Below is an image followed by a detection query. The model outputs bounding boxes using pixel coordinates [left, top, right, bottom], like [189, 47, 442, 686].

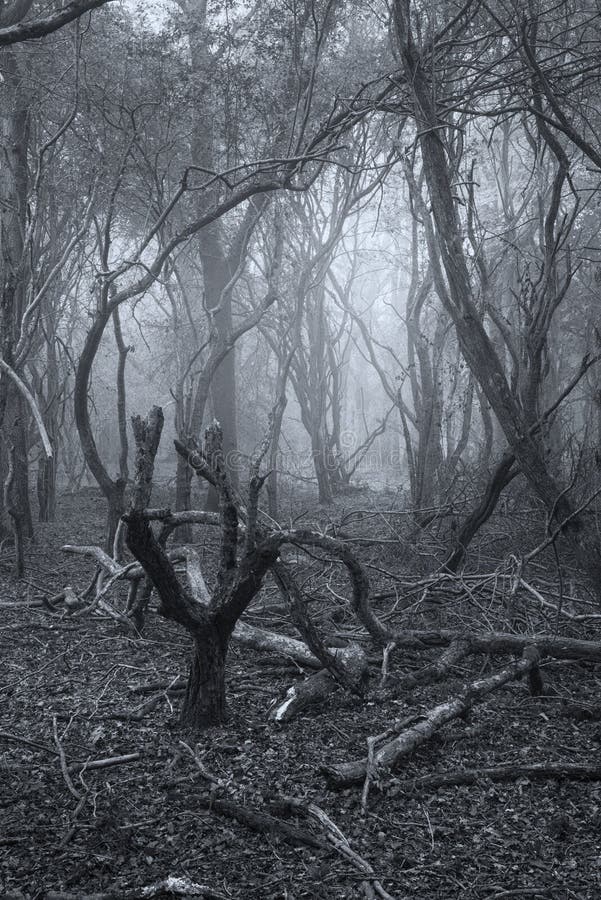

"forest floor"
[2, 487, 601, 899]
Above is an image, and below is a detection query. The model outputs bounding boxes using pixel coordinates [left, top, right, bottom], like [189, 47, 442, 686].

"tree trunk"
[0, 47, 31, 542]
[37, 452, 56, 523]
[106, 478, 126, 555]
[394, 6, 601, 592]
[174, 452, 194, 542]
[74, 307, 129, 554]
[444, 453, 518, 572]
[182, 626, 229, 728]
[267, 392, 287, 520]
[312, 432, 334, 505]
[1, 390, 33, 540]
[3, 441, 24, 575]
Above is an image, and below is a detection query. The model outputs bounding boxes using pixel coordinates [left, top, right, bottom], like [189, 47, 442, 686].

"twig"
[72, 752, 142, 773]
[52, 716, 82, 800]
[0, 729, 58, 756]
[178, 740, 221, 785]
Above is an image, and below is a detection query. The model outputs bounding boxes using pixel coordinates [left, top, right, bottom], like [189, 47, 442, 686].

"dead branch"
[131, 407, 165, 509]
[202, 797, 326, 850]
[45, 875, 226, 900]
[0, 729, 58, 756]
[52, 716, 82, 800]
[107, 675, 182, 721]
[271, 796, 395, 900]
[323, 647, 542, 788]
[272, 560, 368, 694]
[279, 529, 388, 646]
[61, 544, 122, 575]
[177, 740, 222, 786]
[269, 645, 368, 723]
[396, 639, 471, 691]
[390, 628, 601, 662]
[71, 752, 141, 773]
[394, 763, 601, 795]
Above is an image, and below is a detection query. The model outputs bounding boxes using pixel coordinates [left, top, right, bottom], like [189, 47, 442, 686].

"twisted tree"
[123, 407, 370, 728]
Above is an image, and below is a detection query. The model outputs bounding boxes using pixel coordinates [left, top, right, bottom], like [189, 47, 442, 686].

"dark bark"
[396, 763, 601, 795]
[3, 442, 24, 576]
[443, 453, 518, 573]
[269, 645, 368, 723]
[126, 410, 277, 728]
[37, 453, 56, 523]
[9, 391, 33, 539]
[183, 627, 229, 728]
[74, 308, 119, 552]
[312, 431, 335, 505]
[0, 47, 32, 544]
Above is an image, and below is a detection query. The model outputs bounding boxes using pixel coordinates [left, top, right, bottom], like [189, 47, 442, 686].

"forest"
[2, 0, 601, 897]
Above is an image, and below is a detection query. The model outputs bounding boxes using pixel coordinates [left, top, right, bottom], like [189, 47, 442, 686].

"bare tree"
[391, 0, 601, 588]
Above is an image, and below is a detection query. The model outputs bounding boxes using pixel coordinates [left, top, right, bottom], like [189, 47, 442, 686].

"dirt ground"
[1, 489, 601, 899]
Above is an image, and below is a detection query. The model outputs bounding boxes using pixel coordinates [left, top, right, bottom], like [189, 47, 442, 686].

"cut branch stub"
[175, 426, 239, 580]
[131, 406, 164, 511]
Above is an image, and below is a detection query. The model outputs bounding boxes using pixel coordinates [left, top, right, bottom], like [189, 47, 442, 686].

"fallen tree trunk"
[323, 647, 541, 788]
[395, 762, 601, 794]
[232, 620, 320, 665]
[197, 797, 326, 850]
[391, 628, 601, 663]
[269, 646, 368, 723]
[396, 638, 470, 691]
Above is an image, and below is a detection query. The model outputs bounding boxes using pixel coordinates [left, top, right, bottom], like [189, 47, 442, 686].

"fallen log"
[201, 797, 326, 850]
[396, 638, 470, 691]
[323, 647, 541, 788]
[269, 645, 368, 723]
[391, 628, 601, 663]
[395, 762, 601, 794]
